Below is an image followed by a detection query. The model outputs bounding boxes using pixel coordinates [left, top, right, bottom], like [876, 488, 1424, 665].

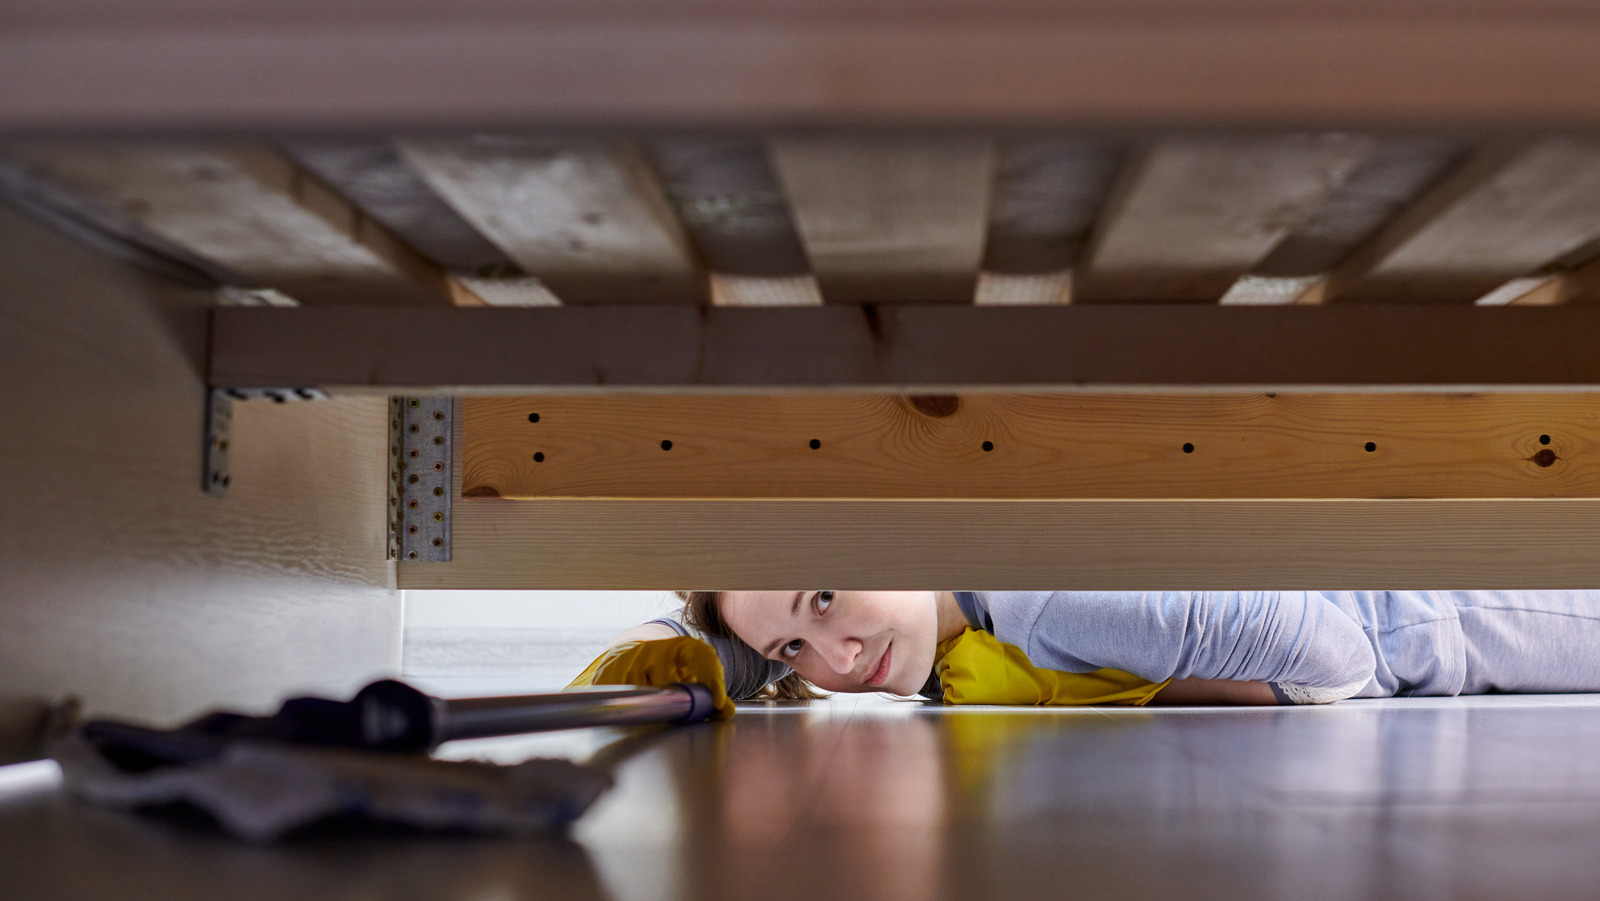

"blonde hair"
[676, 590, 823, 700]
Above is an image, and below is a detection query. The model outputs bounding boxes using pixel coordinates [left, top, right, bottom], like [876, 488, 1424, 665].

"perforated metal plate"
[203, 389, 233, 498]
[389, 396, 452, 562]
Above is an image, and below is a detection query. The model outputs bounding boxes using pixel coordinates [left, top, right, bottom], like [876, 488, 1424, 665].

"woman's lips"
[866, 643, 893, 687]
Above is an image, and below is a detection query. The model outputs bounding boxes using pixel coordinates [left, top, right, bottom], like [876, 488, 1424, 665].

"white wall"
[0, 204, 401, 750]
[401, 591, 683, 696]
[404, 590, 681, 631]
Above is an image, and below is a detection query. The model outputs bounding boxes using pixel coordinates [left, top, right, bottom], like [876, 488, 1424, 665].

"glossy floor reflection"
[5, 695, 1600, 900]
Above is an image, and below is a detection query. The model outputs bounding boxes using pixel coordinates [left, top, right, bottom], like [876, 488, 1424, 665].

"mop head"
[51, 732, 613, 843]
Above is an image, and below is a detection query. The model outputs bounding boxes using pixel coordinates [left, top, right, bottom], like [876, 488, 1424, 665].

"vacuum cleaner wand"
[81, 680, 718, 764]
[356, 680, 718, 750]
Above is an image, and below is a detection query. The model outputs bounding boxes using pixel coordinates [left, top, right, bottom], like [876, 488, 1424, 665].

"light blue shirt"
[957, 591, 1479, 703]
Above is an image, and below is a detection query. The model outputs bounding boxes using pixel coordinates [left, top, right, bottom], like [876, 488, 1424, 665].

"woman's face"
[718, 591, 943, 696]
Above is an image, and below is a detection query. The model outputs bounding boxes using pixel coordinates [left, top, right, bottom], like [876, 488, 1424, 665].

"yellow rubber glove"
[936, 628, 1169, 706]
[566, 636, 736, 721]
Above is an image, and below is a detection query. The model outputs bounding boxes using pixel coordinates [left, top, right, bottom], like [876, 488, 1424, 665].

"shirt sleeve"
[980, 591, 1376, 704]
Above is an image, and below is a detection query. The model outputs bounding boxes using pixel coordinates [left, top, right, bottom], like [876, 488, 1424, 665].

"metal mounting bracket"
[388, 396, 453, 562]
[203, 386, 329, 498]
[203, 389, 233, 497]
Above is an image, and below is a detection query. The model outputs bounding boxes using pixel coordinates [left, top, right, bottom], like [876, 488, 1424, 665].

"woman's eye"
[781, 639, 804, 659]
[816, 591, 834, 612]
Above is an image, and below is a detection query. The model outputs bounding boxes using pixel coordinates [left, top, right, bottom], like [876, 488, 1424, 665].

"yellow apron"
[936, 628, 1169, 706]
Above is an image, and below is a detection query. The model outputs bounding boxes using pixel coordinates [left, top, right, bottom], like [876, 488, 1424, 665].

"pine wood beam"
[461, 394, 1598, 500]
[210, 304, 1600, 394]
[398, 498, 1600, 589]
[17, 6, 1600, 132]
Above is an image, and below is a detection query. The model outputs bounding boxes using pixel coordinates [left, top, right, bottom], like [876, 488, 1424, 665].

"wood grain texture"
[18, 7, 1600, 131]
[399, 497, 1600, 588]
[1313, 141, 1600, 304]
[0, 204, 399, 726]
[1076, 135, 1375, 303]
[399, 136, 708, 305]
[211, 304, 1600, 393]
[770, 136, 994, 303]
[462, 394, 1600, 500]
[0, 140, 453, 306]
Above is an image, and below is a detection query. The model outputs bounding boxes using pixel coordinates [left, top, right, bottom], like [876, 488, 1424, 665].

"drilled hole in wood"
[982, 441, 994, 452]
[533, 452, 545, 462]
[1365, 442, 1377, 452]
[528, 413, 540, 423]
[809, 439, 821, 450]
[1540, 434, 1552, 445]
[661, 440, 673, 451]
[1183, 443, 1195, 453]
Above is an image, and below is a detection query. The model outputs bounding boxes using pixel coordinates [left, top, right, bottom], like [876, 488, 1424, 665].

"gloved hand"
[936, 629, 1169, 706]
[566, 636, 735, 721]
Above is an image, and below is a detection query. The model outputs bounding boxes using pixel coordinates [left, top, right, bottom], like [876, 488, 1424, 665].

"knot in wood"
[907, 395, 960, 418]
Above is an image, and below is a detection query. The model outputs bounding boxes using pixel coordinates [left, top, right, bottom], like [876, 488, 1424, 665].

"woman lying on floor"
[568, 590, 1600, 716]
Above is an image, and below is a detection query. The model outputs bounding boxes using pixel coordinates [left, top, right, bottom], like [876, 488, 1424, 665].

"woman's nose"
[816, 636, 861, 675]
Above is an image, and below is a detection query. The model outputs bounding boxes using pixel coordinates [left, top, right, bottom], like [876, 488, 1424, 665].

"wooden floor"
[5, 695, 1600, 900]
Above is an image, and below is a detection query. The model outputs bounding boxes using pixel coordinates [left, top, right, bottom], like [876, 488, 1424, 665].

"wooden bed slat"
[282, 139, 514, 273]
[1252, 139, 1464, 280]
[977, 138, 1121, 305]
[210, 304, 1600, 393]
[769, 136, 994, 303]
[399, 137, 708, 305]
[647, 137, 822, 306]
[1306, 141, 1600, 304]
[462, 393, 1597, 500]
[398, 498, 1600, 589]
[1076, 135, 1375, 303]
[1, 141, 455, 306]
